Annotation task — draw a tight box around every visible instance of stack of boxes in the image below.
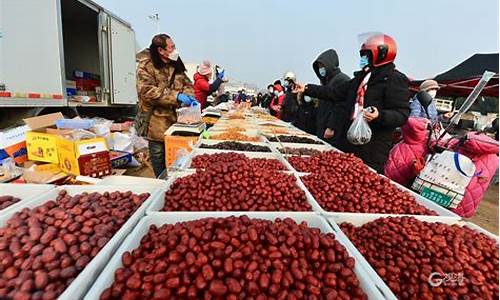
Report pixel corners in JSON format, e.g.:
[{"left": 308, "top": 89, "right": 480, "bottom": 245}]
[
  {"left": 23, "top": 113, "right": 112, "bottom": 177},
  {"left": 66, "top": 70, "right": 101, "bottom": 102}
]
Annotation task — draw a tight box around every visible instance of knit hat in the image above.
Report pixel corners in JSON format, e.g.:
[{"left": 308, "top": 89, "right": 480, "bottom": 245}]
[
  {"left": 198, "top": 60, "right": 212, "bottom": 76},
  {"left": 420, "top": 79, "right": 440, "bottom": 92}
]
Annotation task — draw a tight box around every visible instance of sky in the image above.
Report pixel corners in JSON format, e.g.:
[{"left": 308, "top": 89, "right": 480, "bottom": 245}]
[{"left": 95, "top": 0, "right": 499, "bottom": 89}]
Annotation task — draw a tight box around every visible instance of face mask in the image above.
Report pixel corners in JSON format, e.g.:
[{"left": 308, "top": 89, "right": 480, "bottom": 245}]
[
  {"left": 304, "top": 96, "right": 312, "bottom": 103},
  {"left": 319, "top": 67, "right": 327, "bottom": 78},
  {"left": 168, "top": 49, "right": 179, "bottom": 61},
  {"left": 359, "top": 55, "right": 370, "bottom": 69},
  {"left": 427, "top": 90, "right": 437, "bottom": 98},
  {"left": 268, "top": 88, "right": 274, "bottom": 93},
  {"left": 283, "top": 81, "right": 289, "bottom": 88},
  {"left": 274, "top": 91, "right": 280, "bottom": 96}
]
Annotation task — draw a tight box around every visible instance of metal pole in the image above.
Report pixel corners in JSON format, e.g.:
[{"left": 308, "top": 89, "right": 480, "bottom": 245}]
[{"left": 148, "top": 13, "right": 160, "bottom": 33}]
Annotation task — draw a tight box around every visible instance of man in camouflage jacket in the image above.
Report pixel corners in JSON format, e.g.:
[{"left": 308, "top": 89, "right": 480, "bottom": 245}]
[{"left": 135, "top": 34, "right": 195, "bottom": 177}]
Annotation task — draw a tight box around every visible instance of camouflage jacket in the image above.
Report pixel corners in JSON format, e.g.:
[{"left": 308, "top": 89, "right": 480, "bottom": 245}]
[{"left": 136, "top": 49, "right": 194, "bottom": 141}]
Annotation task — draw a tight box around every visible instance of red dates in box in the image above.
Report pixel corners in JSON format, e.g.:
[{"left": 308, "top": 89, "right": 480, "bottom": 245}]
[
  {"left": 0, "top": 190, "right": 149, "bottom": 299},
  {"left": 340, "top": 217, "right": 499, "bottom": 299},
  {"left": 100, "top": 216, "right": 367, "bottom": 300},
  {"left": 298, "top": 151, "right": 436, "bottom": 215},
  {"left": 163, "top": 160, "right": 311, "bottom": 211},
  {"left": 0, "top": 195, "right": 21, "bottom": 210},
  {"left": 190, "top": 152, "right": 286, "bottom": 171}
]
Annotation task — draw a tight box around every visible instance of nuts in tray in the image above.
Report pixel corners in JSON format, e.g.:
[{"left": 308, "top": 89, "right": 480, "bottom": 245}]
[
  {"left": 210, "top": 131, "right": 260, "bottom": 142},
  {"left": 99, "top": 216, "right": 367, "bottom": 299},
  {"left": 340, "top": 217, "right": 499, "bottom": 299},
  {"left": 279, "top": 147, "right": 323, "bottom": 156},
  {"left": 0, "top": 190, "right": 149, "bottom": 299},
  {"left": 199, "top": 141, "right": 272, "bottom": 152},
  {"left": 268, "top": 135, "right": 323, "bottom": 144}
]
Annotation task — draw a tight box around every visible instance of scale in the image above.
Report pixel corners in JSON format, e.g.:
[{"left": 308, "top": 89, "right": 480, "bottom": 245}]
[{"left": 164, "top": 122, "right": 206, "bottom": 136}]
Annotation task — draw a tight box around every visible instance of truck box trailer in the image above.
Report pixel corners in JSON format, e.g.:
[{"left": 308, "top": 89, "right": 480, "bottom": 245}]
[{"left": 0, "top": 0, "right": 138, "bottom": 108}]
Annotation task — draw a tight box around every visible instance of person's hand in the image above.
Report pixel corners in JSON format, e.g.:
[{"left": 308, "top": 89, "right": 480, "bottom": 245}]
[
  {"left": 217, "top": 69, "right": 225, "bottom": 80},
  {"left": 444, "top": 112, "right": 454, "bottom": 119},
  {"left": 177, "top": 93, "right": 196, "bottom": 106},
  {"left": 324, "top": 128, "right": 335, "bottom": 139},
  {"left": 293, "top": 83, "right": 305, "bottom": 94},
  {"left": 364, "top": 107, "right": 379, "bottom": 122}
]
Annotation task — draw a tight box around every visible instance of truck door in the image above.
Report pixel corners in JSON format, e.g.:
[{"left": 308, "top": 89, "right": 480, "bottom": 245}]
[
  {"left": 108, "top": 17, "right": 137, "bottom": 105},
  {"left": 0, "top": 0, "right": 65, "bottom": 106}
]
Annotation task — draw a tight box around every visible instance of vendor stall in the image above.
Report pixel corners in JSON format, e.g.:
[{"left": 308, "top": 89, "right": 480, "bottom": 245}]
[{"left": 0, "top": 104, "right": 497, "bottom": 299}]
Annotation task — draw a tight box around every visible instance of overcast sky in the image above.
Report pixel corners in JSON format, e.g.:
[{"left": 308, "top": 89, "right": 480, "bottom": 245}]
[{"left": 95, "top": 0, "right": 499, "bottom": 89}]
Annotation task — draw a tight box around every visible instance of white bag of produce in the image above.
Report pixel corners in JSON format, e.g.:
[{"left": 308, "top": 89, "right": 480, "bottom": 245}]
[
  {"left": 347, "top": 109, "right": 372, "bottom": 145},
  {"left": 412, "top": 150, "right": 475, "bottom": 208}
]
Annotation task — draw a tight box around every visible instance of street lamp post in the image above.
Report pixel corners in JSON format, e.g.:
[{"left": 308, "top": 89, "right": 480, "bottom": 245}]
[{"left": 148, "top": 13, "right": 160, "bottom": 33}]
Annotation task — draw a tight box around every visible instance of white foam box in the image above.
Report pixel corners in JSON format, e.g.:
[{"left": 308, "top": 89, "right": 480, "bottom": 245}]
[
  {"left": 145, "top": 171, "right": 324, "bottom": 214},
  {"left": 96, "top": 175, "right": 171, "bottom": 190},
  {"left": 180, "top": 148, "right": 294, "bottom": 172},
  {"left": 266, "top": 134, "right": 328, "bottom": 146},
  {"left": 0, "top": 183, "right": 55, "bottom": 215},
  {"left": 84, "top": 212, "right": 386, "bottom": 300},
  {"left": 327, "top": 214, "right": 499, "bottom": 300},
  {"left": 295, "top": 173, "right": 459, "bottom": 219},
  {"left": 0, "top": 184, "right": 162, "bottom": 300},
  {"left": 274, "top": 143, "right": 335, "bottom": 156}
]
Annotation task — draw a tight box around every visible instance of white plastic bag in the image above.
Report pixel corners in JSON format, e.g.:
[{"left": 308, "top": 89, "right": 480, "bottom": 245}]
[
  {"left": 176, "top": 105, "right": 202, "bottom": 124},
  {"left": 347, "top": 109, "right": 372, "bottom": 145}
]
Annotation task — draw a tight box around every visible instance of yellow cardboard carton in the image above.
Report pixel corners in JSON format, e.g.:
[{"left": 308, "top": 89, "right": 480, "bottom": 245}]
[
  {"left": 58, "top": 137, "right": 111, "bottom": 177},
  {"left": 24, "top": 113, "right": 64, "bottom": 163}
]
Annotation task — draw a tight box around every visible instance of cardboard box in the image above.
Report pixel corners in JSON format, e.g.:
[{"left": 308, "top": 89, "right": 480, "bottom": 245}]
[
  {"left": 74, "top": 70, "right": 100, "bottom": 80},
  {"left": 58, "top": 137, "right": 111, "bottom": 177},
  {"left": 24, "top": 113, "right": 64, "bottom": 163},
  {"left": 110, "top": 151, "right": 133, "bottom": 168},
  {"left": 0, "top": 125, "right": 29, "bottom": 164},
  {"left": 164, "top": 135, "right": 198, "bottom": 167},
  {"left": 24, "top": 113, "right": 112, "bottom": 177}
]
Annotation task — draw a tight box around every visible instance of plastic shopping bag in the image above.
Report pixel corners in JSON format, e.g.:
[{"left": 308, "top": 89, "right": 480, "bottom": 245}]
[
  {"left": 347, "top": 109, "right": 372, "bottom": 145},
  {"left": 177, "top": 104, "right": 202, "bottom": 124}
]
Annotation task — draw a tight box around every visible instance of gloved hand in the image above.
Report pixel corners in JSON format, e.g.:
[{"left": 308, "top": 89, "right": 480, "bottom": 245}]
[
  {"left": 177, "top": 93, "right": 197, "bottom": 106},
  {"left": 191, "top": 100, "right": 200, "bottom": 107},
  {"left": 217, "top": 69, "right": 225, "bottom": 80}
]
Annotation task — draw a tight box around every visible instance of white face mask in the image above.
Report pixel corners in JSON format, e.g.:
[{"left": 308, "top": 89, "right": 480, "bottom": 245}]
[
  {"left": 274, "top": 91, "right": 280, "bottom": 96},
  {"left": 427, "top": 90, "right": 437, "bottom": 98},
  {"left": 268, "top": 88, "right": 274, "bottom": 93},
  {"left": 168, "top": 49, "right": 179, "bottom": 61},
  {"left": 304, "top": 96, "right": 312, "bottom": 103}
]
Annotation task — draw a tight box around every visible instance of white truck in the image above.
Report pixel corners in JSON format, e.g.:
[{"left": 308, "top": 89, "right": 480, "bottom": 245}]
[{"left": 0, "top": 0, "right": 138, "bottom": 124}]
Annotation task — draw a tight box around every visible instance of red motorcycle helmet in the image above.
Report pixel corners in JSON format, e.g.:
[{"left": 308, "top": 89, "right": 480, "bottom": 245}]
[{"left": 360, "top": 34, "right": 397, "bottom": 67}]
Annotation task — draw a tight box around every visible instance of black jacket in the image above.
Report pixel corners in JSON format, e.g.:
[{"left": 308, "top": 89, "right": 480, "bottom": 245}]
[
  {"left": 281, "top": 88, "right": 299, "bottom": 123},
  {"left": 312, "top": 49, "right": 350, "bottom": 142},
  {"left": 305, "top": 63, "right": 410, "bottom": 172},
  {"left": 295, "top": 100, "right": 317, "bottom": 135}
]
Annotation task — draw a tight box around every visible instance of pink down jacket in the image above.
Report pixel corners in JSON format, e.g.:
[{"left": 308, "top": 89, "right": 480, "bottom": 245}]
[{"left": 385, "top": 117, "right": 499, "bottom": 217}]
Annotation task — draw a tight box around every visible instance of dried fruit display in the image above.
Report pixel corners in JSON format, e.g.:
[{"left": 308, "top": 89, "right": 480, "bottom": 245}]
[
  {"left": 0, "top": 190, "right": 149, "bottom": 299},
  {"left": 340, "top": 217, "right": 499, "bottom": 299},
  {"left": 100, "top": 216, "right": 367, "bottom": 299}
]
